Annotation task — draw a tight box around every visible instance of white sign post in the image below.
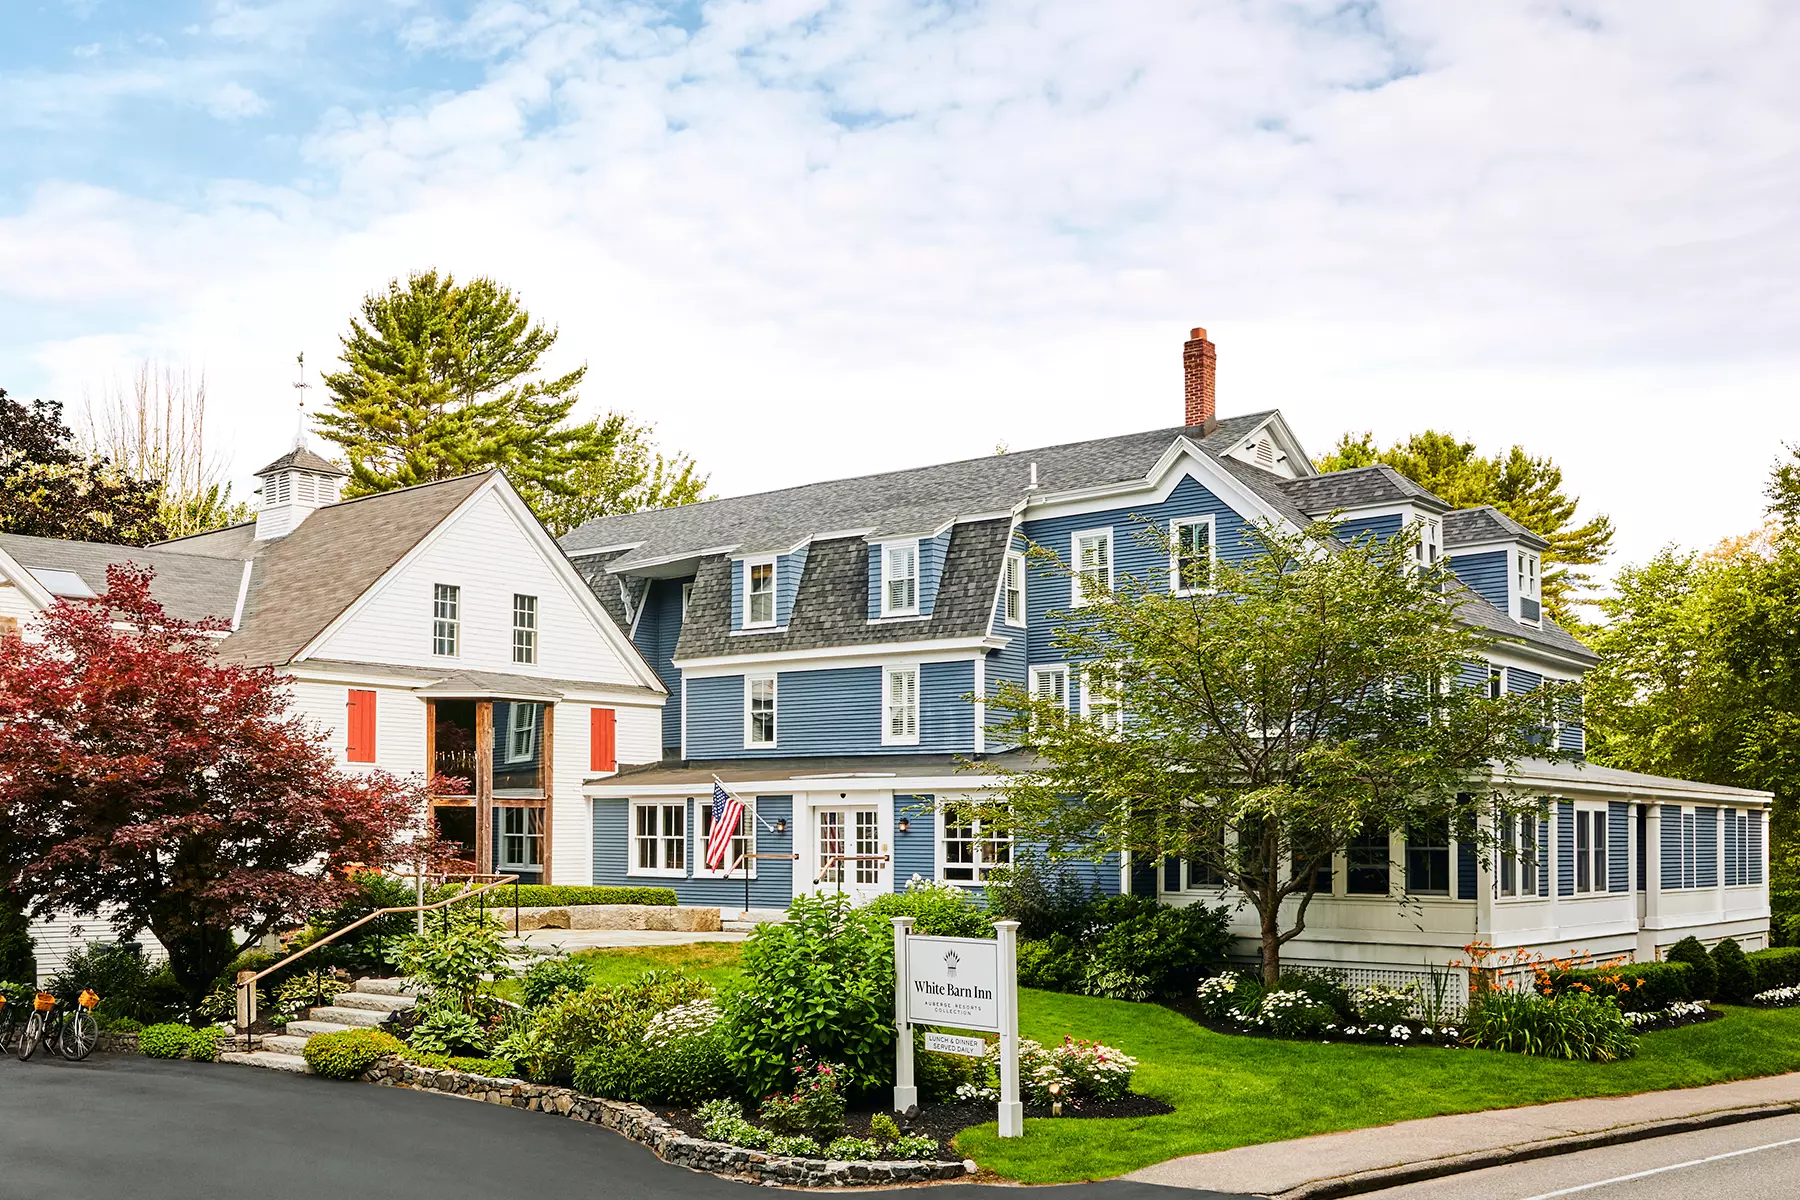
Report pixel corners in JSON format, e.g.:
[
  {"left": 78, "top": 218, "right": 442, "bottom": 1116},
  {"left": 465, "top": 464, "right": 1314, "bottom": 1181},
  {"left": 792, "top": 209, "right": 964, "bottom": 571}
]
[{"left": 892, "top": 916, "right": 1022, "bottom": 1137}]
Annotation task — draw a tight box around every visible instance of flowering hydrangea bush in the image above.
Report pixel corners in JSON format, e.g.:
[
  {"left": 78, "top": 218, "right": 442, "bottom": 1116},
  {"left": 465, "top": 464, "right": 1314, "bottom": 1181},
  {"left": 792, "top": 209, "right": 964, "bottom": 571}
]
[
  {"left": 951, "top": 1035, "right": 1138, "bottom": 1107},
  {"left": 1755, "top": 986, "right": 1800, "bottom": 1008},
  {"left": 642, "top": 999, "right": 722, "bottom": 1047},
  {"left": 1352, "top": 982, "right": 1418, "bottom": 1025}
]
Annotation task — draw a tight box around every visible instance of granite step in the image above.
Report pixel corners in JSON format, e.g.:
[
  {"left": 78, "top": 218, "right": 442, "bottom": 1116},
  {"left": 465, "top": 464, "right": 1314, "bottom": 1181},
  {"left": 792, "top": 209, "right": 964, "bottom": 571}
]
[
  {"left": 333, "top": 991, "right": 416, "bottom": 1013},
  {"left": 219, "top": 1050, "right": 312, "bottom": 1074},
  {"left": 261, "top": 1033, "right": 310, "bottom": 1055},
  {"left": 353, "top": 977, "right": 417, "bottom": 997},
  {"left": 305, "top": 1005, "right": 392, "bottom": 1028},
  {"left": 284, "top": 1019, "right": 358, "bottom": 1037}
]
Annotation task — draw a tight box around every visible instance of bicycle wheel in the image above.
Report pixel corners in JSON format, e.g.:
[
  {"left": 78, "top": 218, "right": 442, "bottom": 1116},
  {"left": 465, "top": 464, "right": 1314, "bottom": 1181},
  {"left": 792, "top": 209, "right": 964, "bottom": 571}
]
[
  {"left": 0, "top": 1008, "right": 16, "bottom": 1054},
  {"left": 16, "top": 1010, "right": 46, "bottom": 1061},
  {"left": 60, "top": 1008, "right": 97, "bottom": 1061}
]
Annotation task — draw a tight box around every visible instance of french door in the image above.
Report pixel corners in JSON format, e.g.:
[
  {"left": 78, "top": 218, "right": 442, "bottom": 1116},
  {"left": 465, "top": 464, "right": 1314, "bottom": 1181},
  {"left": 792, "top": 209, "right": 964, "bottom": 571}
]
[{"left": 815, "top": 807, "right": 887, "bottom": 904}]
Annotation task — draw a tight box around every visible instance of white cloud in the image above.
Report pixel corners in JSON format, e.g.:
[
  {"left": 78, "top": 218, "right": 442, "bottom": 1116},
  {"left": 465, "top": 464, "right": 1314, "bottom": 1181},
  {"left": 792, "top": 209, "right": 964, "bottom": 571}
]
[
  {"left": 4, "top": 0, "right": 1799, "bottom": 582},
  {"left": 205, "top": 81, "right": 267, "bottom": 119}
]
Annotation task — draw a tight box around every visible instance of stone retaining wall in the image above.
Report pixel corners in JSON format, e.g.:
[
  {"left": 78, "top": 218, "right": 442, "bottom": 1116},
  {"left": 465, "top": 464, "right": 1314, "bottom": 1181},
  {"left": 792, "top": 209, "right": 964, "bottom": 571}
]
[
  {"left": 501, "top": 904, "right": 722, "bottom": 933},
  {"left": 361, "top": 1058, "right": 973, "bottom": 1186}
]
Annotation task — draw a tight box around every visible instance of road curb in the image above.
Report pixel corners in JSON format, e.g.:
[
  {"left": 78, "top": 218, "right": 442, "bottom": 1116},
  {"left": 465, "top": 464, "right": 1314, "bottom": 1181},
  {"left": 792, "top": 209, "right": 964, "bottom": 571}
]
[{"left": 1264, "top": 1102, "right": 1800, "bottom": 1200}]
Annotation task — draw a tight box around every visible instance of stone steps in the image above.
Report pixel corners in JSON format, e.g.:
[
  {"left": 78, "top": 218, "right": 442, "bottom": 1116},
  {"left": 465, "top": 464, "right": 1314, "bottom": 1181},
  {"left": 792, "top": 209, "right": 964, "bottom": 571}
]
[
  {"left": 261, "top": 1033, "right": 311, "bottom": 1055},
  {"left": 354, "top": 977, "right": 417, "bottom": 997},
  {"left": 223, "top": 977, "right": 417, "bottom": 1073},
  {"left": 284, "top": 1019, "right": 358, "bottom": 1037},
  {"left": 219, "top": 1050, "right": 312, "bottom": 1074},
  {"left": 334, "top": 990, "right": 417, "bottom": 1013}
]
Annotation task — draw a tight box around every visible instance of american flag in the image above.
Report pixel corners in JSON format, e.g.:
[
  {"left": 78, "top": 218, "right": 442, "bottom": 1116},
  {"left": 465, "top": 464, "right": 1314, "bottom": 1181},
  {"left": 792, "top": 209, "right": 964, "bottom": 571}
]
[{"left": 706, "top": 779, "right": 746, "bottom": 871}]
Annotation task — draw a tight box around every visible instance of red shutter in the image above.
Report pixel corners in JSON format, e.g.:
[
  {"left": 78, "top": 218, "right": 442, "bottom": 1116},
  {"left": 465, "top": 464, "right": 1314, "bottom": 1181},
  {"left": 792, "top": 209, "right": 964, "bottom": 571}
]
[
  {"left": 346, "top": 689, "right": 377, "bottom": 763},
  {"left": 591, "top": 707, "right": 617, "bottom": 773}
]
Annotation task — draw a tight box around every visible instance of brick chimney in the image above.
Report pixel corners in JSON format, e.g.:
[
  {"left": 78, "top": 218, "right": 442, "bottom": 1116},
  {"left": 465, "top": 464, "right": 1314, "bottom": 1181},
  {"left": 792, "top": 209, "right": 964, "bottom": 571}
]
[{"left": 1183, "top": 326, "right": 1217, "bottom": 433}]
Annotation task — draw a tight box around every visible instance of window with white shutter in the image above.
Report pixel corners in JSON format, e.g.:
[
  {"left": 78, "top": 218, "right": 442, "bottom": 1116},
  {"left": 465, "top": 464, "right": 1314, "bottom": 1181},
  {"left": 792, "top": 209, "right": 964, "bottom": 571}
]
[
  {"left": 882, "top": 542, "right": 919, "bottom": 616},
  {"left": 884, "top": 665, "right": 920, "bottom": 745},
  {"left": 1072, "top": 529, "right": 1112, "bottom": 607}
]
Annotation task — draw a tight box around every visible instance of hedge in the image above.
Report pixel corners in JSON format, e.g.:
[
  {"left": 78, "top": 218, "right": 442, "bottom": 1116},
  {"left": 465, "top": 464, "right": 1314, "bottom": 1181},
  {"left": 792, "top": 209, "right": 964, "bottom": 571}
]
[
  {"left": 447, "top": 885, "right": 678, "bottom": 909},
  {"left": 1749, "top": 946, "right": 1800, "bottom": 992},
  {"left": 1543, "top": 961, "right": 1696, "bottom": 1013},
  {"left": 304, "top": 1028, "right": 406, "bottom": 1079}
]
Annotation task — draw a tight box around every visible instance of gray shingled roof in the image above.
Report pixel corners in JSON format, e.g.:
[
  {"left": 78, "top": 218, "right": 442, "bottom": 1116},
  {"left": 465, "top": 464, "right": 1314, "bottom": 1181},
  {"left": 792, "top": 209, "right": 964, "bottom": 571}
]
[
  {"left": 161, "top": 472, "right": 493, "bottom": 665},
  {"left": 1445, "top": 505, "right": 1551, "bottom": 550},
  {"left": 1278, "top": 465, "right": 1453, "bottom": 516},
  {"left": 1454, "top": 587, "right": 1596, "bottom": 664},
  {"left": 0, "top": 532, "right": 243, "bottom": 624},
  {"left": 674, "top": 518, "right": 1012, "bottom": 660},
  {"left": 561, "top": 413, "right": 1277, "bottom": 568},
  {"left": 254, "top": 446, "right": 348, "bottom": 477}
]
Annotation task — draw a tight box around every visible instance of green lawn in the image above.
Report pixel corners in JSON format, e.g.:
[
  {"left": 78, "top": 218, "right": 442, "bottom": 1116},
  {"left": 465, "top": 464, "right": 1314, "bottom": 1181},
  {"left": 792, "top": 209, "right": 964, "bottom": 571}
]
[
  {"left": 491, "top": 942, "right": 1800, "bottom": 1185},
  {"left": 960, "top": 993, "right": 1800, "bottom": 1183}
]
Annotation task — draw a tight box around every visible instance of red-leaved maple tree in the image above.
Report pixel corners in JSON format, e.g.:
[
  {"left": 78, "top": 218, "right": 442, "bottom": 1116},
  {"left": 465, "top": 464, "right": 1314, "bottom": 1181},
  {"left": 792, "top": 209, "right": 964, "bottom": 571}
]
[{"left": 0, "top": 564, "right": 422, "bottom": 1006}]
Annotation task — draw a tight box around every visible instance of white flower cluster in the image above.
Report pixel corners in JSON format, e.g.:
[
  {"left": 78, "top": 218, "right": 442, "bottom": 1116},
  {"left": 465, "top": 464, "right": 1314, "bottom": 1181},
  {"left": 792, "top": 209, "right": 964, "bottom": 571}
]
[
  {"left": 955, "top": 1082, "right": 999, "bottom": 1102},
  {"left": 1251, "top": 990, "right": 1317, "bottom": 1023},
  {"left": 1755, "top": 985, "right": 1800, "bottom": 1008},
  {"left": 642, "top": 999, "right": 723, "bottom": 1047},
  {"left": 1625, "top": 1000, "right": 1711, "bottom": 1028},
  {"left": 1352, "top": 981, "right": 1418, "bottom": 1024},
  {"left": 1194, "top": 972, "right": 1242, "bottom": 1018}
]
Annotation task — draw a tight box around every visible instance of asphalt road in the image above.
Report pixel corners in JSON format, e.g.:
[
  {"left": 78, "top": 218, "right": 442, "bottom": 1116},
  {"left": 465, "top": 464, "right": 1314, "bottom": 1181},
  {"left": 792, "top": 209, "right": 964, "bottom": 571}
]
[
  {"left": 0, "top": 1052, "right": 1237, "bottom": 1200},
  {"left": 1359, "top": 1112, "right": 1800, "bottom": 1200}
]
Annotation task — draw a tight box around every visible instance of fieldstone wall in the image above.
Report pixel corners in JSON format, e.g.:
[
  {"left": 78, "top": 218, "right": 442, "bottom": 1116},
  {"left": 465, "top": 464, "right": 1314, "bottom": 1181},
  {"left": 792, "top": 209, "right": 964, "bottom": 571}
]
[
  {"left": 361, "top": 1058, "right": 973, "bottom": 1186},
  {"left": 498, "top": 904, "right": 722, "bottom": 933}
]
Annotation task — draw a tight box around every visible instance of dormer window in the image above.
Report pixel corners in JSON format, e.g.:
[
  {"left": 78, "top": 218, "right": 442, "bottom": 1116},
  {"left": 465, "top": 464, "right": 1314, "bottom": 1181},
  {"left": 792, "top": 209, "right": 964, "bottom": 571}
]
[
  {"left": 1517, "top": 552, "right": 1541, "bottom": 624},
  {"left": 1416, "top": 518, "right": 1441, "bottom": 567},
  {"left": 882, "top": 541, "right": 919, "bottom": 617},
  {"left": 1003, "top": 552, "right": 1026, "bottom": 627},
  {"left": 744, "top": 558, "right": 776, "bottom": 628}
]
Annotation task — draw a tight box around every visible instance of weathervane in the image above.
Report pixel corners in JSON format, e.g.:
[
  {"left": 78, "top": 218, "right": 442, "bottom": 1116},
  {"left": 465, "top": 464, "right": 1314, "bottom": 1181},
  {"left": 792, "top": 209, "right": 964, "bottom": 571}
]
[{"left": 292, "top": 352, "right": 311, "bottom": 449}]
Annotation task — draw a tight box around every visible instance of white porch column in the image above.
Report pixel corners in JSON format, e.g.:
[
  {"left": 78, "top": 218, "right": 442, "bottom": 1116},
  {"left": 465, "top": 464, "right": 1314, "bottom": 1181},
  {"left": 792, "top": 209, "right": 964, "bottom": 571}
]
[{"left": 1640, "top": 804, "right": 1662, "bottom": 960}]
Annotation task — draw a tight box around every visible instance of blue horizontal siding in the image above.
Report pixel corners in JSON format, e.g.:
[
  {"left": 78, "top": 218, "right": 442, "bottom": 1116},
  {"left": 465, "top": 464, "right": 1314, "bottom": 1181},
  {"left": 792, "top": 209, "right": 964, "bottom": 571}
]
[
  {"left": 632, "top": 577, "right": 687, "bottom": 754},
  {"left": 1449, "top": 550, "right": 1508, "bottom": 613},
  {"left": 777, "top": 546, "right": 808, "bottom": 627},
  {"left": 1696, "top": 807, "right": 1719, "bottom": 887},
  {"left": 1459, "top": 660, "right": 1489, "bottom": 691},
  {"left": 1661, "top": 804, "right": 1682, "bottom": 889},
  {"left": 1335, "top": 512, "right": 1404, "bottom": 545},
  {"left": 892, "top": 796, "right": 937, "bottom": 889},
  {"left": 1508, "top": 666, "right": 1544, "bottom": 693},
  {"left": 985, "top": 540, "right": 1028, "bottom": 751},
  {"left": 1020, "top": 474, "right": 1258, "bottom": 666},
  {"left": 686, "top": 663, "right": 977, "bottom": 759},
  {"left": 591, "top": 795, "right": 796, "bottom": 907}
]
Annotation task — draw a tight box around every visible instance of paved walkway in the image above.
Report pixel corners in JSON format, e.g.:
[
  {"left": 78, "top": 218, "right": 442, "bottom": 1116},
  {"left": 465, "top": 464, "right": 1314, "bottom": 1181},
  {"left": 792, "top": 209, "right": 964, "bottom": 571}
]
[
  {"left": 1126, "top": 1073, "right": 1800, "bottom": 1195},
  {"left": 506, "top": 927, "right": 748, "bottom": 954}
]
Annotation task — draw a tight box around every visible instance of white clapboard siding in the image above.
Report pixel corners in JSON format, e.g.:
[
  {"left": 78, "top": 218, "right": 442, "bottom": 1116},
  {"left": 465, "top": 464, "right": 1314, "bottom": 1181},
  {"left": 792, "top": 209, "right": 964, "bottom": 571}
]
[
  {"left": 307, "top": 488, "right": 646, "bottom": 688},
  {"left": 26, "top": 911, "right": 165, "bottom": 985},
  {"left": 550, "top": 701, "right": 661, "bottom": 885},
  {"left": 286, "top": 678, "right": 431, "bottom": 780}
]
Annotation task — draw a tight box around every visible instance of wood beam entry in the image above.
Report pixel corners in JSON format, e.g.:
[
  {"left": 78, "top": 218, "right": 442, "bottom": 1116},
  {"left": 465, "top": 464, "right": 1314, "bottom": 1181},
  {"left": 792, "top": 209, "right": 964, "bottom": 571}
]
[
  {"left": 424, "top": 698, "right": 437, "bottom": 794},
  {"left": 475, "top": 700, "right": 494, "bottom": 876}
]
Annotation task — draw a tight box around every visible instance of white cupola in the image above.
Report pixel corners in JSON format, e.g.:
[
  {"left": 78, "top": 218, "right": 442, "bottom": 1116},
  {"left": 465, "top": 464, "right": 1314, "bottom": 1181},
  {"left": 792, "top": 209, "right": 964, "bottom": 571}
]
[{"left": 253, "top": 446, "right": 349, "bottom": 540}]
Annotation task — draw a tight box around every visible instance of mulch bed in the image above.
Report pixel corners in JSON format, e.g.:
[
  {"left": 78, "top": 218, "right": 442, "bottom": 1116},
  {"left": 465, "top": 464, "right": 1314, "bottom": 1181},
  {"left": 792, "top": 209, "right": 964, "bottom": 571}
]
[{"left": 659, "top": 1093, "right": 1174, "bottom": 1160}]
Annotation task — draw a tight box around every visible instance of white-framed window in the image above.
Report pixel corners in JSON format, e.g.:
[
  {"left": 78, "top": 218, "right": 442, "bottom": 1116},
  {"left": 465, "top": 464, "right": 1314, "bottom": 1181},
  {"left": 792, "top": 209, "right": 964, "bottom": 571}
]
[
  {"left": 1517, "top": 550, "right": 1541, "bottom": 623},
  {"left": 1030, "top": 665, "right": 1068, "bottom": 709},
  {"left": 743, "top": 558, "right": 776, "bottom": 628},
  {"left": 882, "top": 541, "right": 920, "bottom": 616},
  {"left": 1003, "top": 551, "right": 1026, "bottom": 627},
  {"left": 940, "top": 798, "right": 1011, "bottom": 883},
  {"left": 432, "top": 583, "right": 460, "bottom": 657},
  {"left": 512, "top": 593, "right": 538, "bottom": 664},
  {"left": 1170, "top": 516, "right": 1215, "bottom": 594},
  {"left": 1488, "top": 665, "right": 1505, "bottom": 700},
  {"left": 1415, "top": 518, "right": 1441, "bottom": 567},
  {"left": 681, "top": 581, "right": 694, "bottom": 619},
  {"left": 506, "top": 702, "right": 540, "bottom": 763},
  {"left": 1498, "top": 810, "right": 1539, "bottom": 897},
  {"left": 1081, "top": 667, "right": 1122, "bottom": 731},
  {"left": 631, "top": 800, "right": 687, "bottom": 876},
  {"left": 498, "top": 806, "right": 544, "bottom": 871},
  {"left": 1072, "top": 529, "right": 1113, "bottom": 607},
  {"left": 699, "top": 796, "right": 756, "bottom": 877},
  {"left": 883, "top": 664, "right": 920, "bottom": 745},
  {"left": 745, "top": 674, "right": 777, "bottom": 747}
]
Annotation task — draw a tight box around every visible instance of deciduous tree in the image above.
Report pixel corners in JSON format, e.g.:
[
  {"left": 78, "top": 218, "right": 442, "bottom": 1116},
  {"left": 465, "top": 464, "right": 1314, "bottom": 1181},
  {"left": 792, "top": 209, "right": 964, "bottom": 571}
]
[
  {"left": 84, "top": 362, "right": 252, "bottom": 537},
  {"left": 988, "top": 519, "right": 1576, "bottom": 983},
  {"left": 1317, "top": 431, "right": 1613, "bottom": 626},
  {"left": 0, "top": 389, "right": 165, "bottom": 545},
  {"left": 0, "top": 566, "right": 421, "bottom": 1006}
]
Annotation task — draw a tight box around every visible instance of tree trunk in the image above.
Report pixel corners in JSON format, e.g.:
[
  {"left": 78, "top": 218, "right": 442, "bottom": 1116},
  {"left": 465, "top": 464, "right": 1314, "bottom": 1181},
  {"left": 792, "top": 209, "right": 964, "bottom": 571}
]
[{"left": 1260, "top": 902, "right": 1284, "bottom": 984}]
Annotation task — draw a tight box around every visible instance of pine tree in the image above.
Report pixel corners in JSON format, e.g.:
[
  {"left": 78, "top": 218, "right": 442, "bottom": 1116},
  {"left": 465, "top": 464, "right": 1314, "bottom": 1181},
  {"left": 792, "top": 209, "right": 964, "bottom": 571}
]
[{"left": 317, "top": 271, "right": 701, "bottom": 523}]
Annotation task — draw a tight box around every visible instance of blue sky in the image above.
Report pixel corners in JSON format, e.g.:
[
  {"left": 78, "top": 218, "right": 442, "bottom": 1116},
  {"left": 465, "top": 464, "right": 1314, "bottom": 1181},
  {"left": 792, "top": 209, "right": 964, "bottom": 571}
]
[{"left": 3, "top": 1, "right": 1798, "bottom": 579}]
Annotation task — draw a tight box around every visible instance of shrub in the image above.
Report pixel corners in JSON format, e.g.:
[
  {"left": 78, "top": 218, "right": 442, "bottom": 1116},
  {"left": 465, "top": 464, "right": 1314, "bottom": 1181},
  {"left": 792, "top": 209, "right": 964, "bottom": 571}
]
[
  {"left": 1750, "top": 946, "right": 1800, "bottom": 992},
  {"left": 406, "top": 996, "right": 490, "bottom": 1055},
  {"left": 139, "top": 1022, "right": 194, "bottom": 1059},
  {"left": 1020, "top": 1036, "right": 1137, "bottom": 1104},
  {"left": 304, "top": 1028, "right": 406, "bottom": 1079},
  {"left": 465, "top": 885, "right": 678, "bottom": 908},
  {"left": 769, "top": 1135, "right": 823, "bottom": 1158},
  {"left": 868, "top": 1112, "right": 901, "bottom": 1143},
  {"left": 912, "top": 1029, "right": 982, "bottom": 1103},
  {"left": 187, "top": 1025, "right": 223, "bottom": 1063},
  {"left": 520, "top": 954, "right": 591, "bottom": 1010},
  {"left": 574, "top": 1004, "right": 735, "bottom": 1104},
  {"left": 1016, "top": 937, "right": 1084, "bottom": 992},
  {"left": 1545, "top": 961, "right": 1697, "bottom": 1013},
  {"left": 891, "top": 1135, "right": 939, "bottom": 1160},
  {"left": 697, "top": 1098, "right": 772, "bottom": 1150},
  {"left": 1711, "top": 938, "right": 1757, "bottom": 1003},
  {"left": 1194, "top": 973, "right": 1245, "bottom": 1021},
  {"left": 0, "top": 890, "right": 33, "bottom": 982},
  {"left": 398, "top": 910, "right": 512, "bottom": 1015},
  {"left": 1273, "top": 969, "right": 1354, "bottom": 1020},
  {"left": 1353, "top": 982, "right": 1417, "bottom": 1025},
  {"left": 1080, "top": 896, "right": 1233, "bottom": 999},
  {"left": 758, "top": 1054, "right": 848, "bottom": 1139},
  {"left": 515, "top": 970, "right": 711, "bottom": 1083},
  {"left": 294, "top": 873, "right": 418, "bottom": 975},
  {"left": 725, "top": 893, "right": 894, "bottom": 1097},
  {"left": 984, "top": 855, "right": 1102, "bottom": 940},
  {"left": 1463, "top": 991, "right": 1638, "bottom": 1061},
  {"left": 864, "top": 877, "right": 992, "bottom": 939},
  {"left": 823, "top": 1136, "right": 881, "bottom": 1161},
  {"left": 401, "top": 1049, "right": 518, "bottom": 1077},
  {"left": 49, "top": 940, "right": 180, "bottom": 1026},
  {"left": 1665, "top": 937, "right": 1717, "bottom": 999},
  {"left": 1251, "top": 990, "right": 1332, "bottom": 1038},
  {"left": 103, "top": 1015, "right": 145, "bottom": 1034}
]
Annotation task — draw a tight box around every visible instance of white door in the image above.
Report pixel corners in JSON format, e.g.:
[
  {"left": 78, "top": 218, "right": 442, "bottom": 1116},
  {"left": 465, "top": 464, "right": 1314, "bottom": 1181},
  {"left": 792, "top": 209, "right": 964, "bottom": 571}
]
[{"left": 814, "top": 807, "right": 888, "bottom": 904}]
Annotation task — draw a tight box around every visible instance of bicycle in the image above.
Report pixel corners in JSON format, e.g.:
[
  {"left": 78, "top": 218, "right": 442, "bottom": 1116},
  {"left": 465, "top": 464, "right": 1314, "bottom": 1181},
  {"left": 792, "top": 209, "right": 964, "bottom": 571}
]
[
  {"left": 0, "top": 989, "right": 20, "bottom": 1054},
  {"left": 15, "top": 988, "right": 99, "bottom": 1062}
]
